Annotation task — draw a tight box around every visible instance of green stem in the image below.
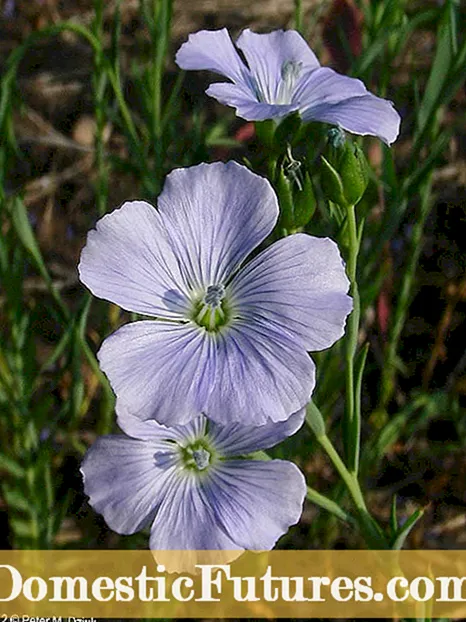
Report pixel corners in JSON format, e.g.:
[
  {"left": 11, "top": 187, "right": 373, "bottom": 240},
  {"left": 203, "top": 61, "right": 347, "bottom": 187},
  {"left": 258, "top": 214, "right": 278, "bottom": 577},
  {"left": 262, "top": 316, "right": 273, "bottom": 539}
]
[
  {"left": 92, "top": 0, "right": 108, "bottom": 216},
  {"left": 294, "top": 0, "right": 303, "bottom": 33},
  {"left": 344, "top": 203, "right": 361, "bottom": 474},
  {"left": 317, "top": 434, "right": 388, "bottom": 549},
  {"left": 306, "top": 486, "right": 356, "bottom": 527}
]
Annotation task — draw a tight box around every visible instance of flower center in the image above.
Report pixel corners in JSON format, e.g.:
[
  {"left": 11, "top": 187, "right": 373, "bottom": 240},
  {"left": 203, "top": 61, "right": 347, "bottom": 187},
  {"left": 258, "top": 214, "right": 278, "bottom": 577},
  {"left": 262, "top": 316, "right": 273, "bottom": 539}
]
[
  {"left": 275, "top": 60, "right": 303, "bottom": 105},
  {"left": 181, "top": 440, "right": 212, "bottom": 472},
  {"left": 192, "top": 284, "right": 230, "bottom": 332}
]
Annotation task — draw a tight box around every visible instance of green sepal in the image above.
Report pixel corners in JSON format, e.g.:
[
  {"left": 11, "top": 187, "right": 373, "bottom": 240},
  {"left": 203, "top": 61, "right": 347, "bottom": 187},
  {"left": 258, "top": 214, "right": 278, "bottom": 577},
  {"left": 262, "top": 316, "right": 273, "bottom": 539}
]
[
  {"left": 320, "top": 154, "right": 347, "bottom": 206},
  {"left": 306, "top": 400, "right": 326, "bottom": 438},
  {"left": 293, "top": 170, "right": 316, "bottom": 228},
  {"left": 275, "top": 166, "right": 295, "bottom": 231},
  {"left": 255, "top": 120, "right": 276, "bottom": 151},
  {"left": 273, "top": 111, "right": 302, "bottom": 150}
]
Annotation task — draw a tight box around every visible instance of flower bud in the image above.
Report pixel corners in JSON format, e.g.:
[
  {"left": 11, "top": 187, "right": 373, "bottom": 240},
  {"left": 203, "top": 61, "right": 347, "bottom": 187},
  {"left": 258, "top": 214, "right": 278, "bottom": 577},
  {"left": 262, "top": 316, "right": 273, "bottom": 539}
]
[{"left": 321, "top": 128, "right": 370, "bottom": 206}]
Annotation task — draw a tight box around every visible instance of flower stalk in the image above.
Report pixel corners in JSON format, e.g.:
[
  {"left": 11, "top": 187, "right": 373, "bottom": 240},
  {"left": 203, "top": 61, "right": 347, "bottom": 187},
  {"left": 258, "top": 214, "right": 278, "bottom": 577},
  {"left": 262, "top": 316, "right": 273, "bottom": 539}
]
[{"left": 344, "top": 201, "right": 361, "bottom": 475}]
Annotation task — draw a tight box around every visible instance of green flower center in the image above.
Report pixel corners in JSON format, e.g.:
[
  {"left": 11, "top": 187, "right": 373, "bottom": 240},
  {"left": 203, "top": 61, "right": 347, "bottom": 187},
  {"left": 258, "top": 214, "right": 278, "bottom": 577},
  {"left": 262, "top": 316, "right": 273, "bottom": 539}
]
[
  {"left": 192, "top": 284, "right": 230, "bottom": 332},
  {"left": 180, "top": 440, "right": 213, "bottom": 472}
]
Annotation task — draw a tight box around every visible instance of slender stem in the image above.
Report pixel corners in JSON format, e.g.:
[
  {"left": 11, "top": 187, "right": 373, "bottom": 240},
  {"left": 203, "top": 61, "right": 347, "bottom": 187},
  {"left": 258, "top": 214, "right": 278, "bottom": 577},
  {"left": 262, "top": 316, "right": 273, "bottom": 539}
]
[
  {"left": 306, "top": 486, "right": 356, "bottom": 527},
  {"left": 344, "top": 203, "right": 361, "bottom": 474},
  {"left": 92, "top": 0, "right": 108, "bottom": 216},
  {"left": 317, "top": 434, "right": 388, "bottom": 549},
  {"left": 294, "top": 0, "right": 303, "bottom": 33}
]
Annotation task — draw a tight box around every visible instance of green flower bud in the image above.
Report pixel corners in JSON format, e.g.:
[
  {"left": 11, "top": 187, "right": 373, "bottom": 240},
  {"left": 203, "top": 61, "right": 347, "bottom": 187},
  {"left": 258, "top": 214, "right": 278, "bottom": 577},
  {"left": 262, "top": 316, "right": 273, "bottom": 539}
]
[
  {"left": 339, "top": 142, "right": 370, "bottom": 206},
  {"left": 321, "top": 128, "right": 370, "bottom": 207}
]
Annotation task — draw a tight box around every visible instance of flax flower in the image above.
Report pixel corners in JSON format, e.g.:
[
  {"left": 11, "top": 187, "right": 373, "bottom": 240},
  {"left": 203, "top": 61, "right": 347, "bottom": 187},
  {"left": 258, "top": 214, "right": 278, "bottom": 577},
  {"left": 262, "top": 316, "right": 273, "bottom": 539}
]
[
  {"left": 81, "top": 406, "right": 306, "bottom": 570},
  {"left": 176, "top": 28, "right": 400, "bottom": 145},
  {"left": 79, "top": 162, "right": 351, "bottom": 426}
]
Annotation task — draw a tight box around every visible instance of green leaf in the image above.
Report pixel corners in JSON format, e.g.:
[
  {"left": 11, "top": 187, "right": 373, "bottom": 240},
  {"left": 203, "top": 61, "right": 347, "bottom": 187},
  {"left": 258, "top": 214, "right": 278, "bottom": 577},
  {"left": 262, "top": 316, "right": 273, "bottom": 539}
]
[
  {"left": 0, "top": 455, "right": 25, "bottom": 478},
  {"left": 391, "top": 507, "right": 424, "bottom": 550},
  {"left": 3, "top": 487, "right": 30, "bottom": 512},
  {"left": 10, "top": 518, "right": 37, "bottom": 539}
]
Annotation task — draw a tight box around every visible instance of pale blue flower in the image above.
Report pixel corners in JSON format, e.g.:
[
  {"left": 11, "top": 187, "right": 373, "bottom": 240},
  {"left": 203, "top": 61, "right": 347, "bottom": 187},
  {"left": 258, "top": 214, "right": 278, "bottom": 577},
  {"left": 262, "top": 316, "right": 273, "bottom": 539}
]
[
  {"left": 81, "top": 406, "right": 306, "bottom": 570},
  {"left": 176, "top": 28, "right": 400, "bottom": 145},
  {"left": 78, "top": 162, "right": 351, "bottom": 426}
]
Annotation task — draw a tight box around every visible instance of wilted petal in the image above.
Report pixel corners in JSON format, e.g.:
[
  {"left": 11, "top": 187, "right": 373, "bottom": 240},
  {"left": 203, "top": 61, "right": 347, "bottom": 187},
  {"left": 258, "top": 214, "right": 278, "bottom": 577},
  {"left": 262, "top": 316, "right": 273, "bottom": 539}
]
[
  {"left": 298, "top": 67, "right": 400, "bottom": 144},
  {"left": 78, "top": 201, "right": 191, "bottom": 319},
  {"left": 157, "top": 162, "right": 279, "bottom": 288},
  {"left": 175, "top": 28, "right": 250, "bottom": 85},
  {"left": 207, "top": 82, "right": 297, "bottom": 121},
  {"left": 204, "top": 460, "right": 306, "bottom": 549},
  {"left": 81, "top": 436, "right": 175, "bottom": 534},
  {"left": 208, "top": 408, "right": 305, "bottom": 456},
  {"left": 205, "top": 322, "right": 315, "bottom": 425},
  {"left": 237, "top": 29, "right": 319, "bottom": 103},
  {"left": 98, "top": 321, "right": 216, "bottom": 425},
  {"left": 231, "top": 234, "right": 352, "bottom": 352}
]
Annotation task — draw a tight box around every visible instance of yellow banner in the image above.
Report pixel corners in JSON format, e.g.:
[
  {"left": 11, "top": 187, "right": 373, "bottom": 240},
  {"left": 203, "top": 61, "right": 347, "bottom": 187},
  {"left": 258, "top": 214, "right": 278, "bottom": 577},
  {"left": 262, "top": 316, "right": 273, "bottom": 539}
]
[{"left": 1, "top": 550, "right": 466, "bottom": 618}]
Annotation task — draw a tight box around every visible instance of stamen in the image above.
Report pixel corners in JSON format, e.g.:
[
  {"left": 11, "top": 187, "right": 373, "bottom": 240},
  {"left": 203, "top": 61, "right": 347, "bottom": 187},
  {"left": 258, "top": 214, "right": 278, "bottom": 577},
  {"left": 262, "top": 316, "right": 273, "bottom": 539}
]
[
  {"left": 192, "top": 447, "right": 210, "bottom": 470},
  {"left": 204, "top": 284, "right": 225, "bottom": 307},
  {"left": 181, "top": 442, "right": 213, "bottom": 472},
  {"left": 192, "top": 284, "right": 230, "bottom": 332},
  {"left": 281, "top": 60, "right": 303, "bottom": 82},
  {"left": 276, "top": 60, "right": 303, "bottom": 104}
]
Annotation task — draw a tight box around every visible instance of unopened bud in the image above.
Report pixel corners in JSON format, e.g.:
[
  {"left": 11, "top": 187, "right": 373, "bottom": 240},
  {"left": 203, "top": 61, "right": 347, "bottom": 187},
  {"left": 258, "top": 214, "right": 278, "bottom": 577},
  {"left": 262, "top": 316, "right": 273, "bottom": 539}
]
[{"left": 321, "top": 128, "right": 370, "bottom": 207}]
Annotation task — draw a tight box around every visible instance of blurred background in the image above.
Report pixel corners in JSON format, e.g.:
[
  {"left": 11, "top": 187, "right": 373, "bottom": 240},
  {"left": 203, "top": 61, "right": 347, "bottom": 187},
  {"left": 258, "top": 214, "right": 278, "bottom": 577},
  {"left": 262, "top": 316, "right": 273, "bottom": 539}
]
[{"left": 0, "top": 0, "right": 465, "bottom": 553}]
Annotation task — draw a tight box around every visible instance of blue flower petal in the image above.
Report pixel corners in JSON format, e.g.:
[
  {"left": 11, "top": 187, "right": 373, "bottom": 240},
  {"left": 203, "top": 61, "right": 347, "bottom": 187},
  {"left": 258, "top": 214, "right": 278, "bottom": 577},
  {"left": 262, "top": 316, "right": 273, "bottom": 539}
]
[
  {"left": 149, "top": 474, "right": 240, "bottom": 552},
  {"left": 230, "top": 234, "right": 352, "bottom": 352},
  {"left": 294, "top": 66, "right": 367, "bottom": 106},
  {"left": 157, "top": 162, "right": 279, "bottom": 289},
  {"left": 208, "top": 408, "right": 305, "bottom": 456},
  {"left": 297, "top": 67, "right": 401, "bottom": 144},
  {"left": 205, "top": 322, "right": 316, "bottom": 425},
  {"left": 100, "top": 318, "right": 313, "bottom": 426},
  {"left": 117, "top": 404, "right": 207, "bottom": 444},
  {"left": 207, "top": 82, "right": 297, "bottom": 121},
  {"left": 175, "top": 28, "right": 250, "bottom": 86},
  {"left": 204, "top": 460, "right": 306, "bottom": 549},
  {"left": 148, "top": 460, "right": 305, "bottom": 562},
  {"left": 81, "top": 436, "right": 176, "bottom": 534},
  {"left": 78, "top": 201, "right": 192, "bottom": 319},
  {"left": 98, "top": 321, "right": 216, "bottom": 424}
]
